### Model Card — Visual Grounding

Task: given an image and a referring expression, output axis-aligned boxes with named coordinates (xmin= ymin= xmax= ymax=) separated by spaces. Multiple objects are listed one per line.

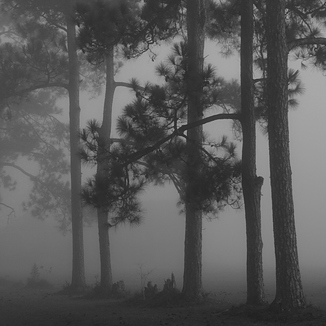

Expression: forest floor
xmin=1 ymin=278 xmax=326 ymax=326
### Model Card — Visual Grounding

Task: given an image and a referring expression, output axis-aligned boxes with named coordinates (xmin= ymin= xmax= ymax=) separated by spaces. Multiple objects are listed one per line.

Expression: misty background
xmin=1 ymin=42 xmax=325 ymax=297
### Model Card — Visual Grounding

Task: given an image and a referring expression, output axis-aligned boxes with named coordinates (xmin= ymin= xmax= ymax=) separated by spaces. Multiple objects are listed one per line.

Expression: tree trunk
xmin=98 ymin=207 xmax=113 ymax=293
xmin=66 ymin=10 xmax=86 ymax=291
xmin=96 ymin=48 xmax=115 ymax=293
xmin=240 ymin=0 xmax=264 ymax=305
xmin=182 ymin=0 xmax=206 ymax=301
xmin=266 ymin=0 xmax=306 ymax=311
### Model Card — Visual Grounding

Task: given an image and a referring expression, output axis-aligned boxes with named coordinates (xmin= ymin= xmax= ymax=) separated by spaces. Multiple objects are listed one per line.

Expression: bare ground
xmin=1 ymin=281 xmax=326 ymax=326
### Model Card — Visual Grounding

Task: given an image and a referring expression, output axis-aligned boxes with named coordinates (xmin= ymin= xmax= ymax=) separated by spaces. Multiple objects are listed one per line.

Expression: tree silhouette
xmin=117 ymin=40 xmax=242 ymax=300
xmin=76 ymin=0 xmax=183 ymax=294
xmin=1 ymin=0 xmax=87 ymax=290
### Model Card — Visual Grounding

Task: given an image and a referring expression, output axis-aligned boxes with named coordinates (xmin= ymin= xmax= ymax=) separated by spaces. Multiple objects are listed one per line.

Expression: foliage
xmin=116 ymin=43 xmax=242 ymax=216
xmin=206 ymin=0 xmax=241 ymax=56
xmin=85 ymin=278 xmax=127 ymax=299
xmin=80 ymin=120 xmax=145 ymax=228
xmin=0 ymin=89 xmax=71 ymax=222
xmin=75 ymin=0 xmax=183 ymax=62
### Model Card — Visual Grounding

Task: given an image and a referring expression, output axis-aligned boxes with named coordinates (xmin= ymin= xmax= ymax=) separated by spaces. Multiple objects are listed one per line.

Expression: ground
xmin=1 ymin=280 xmax=326 ymax=326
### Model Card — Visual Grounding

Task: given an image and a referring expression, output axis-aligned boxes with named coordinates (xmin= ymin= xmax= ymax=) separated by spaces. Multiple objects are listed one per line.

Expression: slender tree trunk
xmin=96 ymin=48 xmax=115 ymax=293
xmin=240 ymin=0 xmax=264 ymax=305
xmin=66 ymin=10 xmax=86 ymax=291
xmin=266 ymin=0 xmax=305 ymax=311
xmin=182 ymin=0 xmax=206 ymax=301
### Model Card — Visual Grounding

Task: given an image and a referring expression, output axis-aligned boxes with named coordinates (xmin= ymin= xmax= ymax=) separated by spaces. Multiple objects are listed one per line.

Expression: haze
xmin=1 ymin=43 xmax=325 ymax=301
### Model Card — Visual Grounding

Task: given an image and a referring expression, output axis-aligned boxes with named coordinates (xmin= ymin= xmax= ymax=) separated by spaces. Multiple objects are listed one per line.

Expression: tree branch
xmin=12 ymin=81 xmax=69 ymax=98
xmin=288 ymin=37 xmax=326 ymax=52
xmin=0 ymin=203 xmax=15 ymax=219
xmin=114 ymin=81 xmax=146 ymax=91
xmin=126 ymin=112 xmax=241 ymax=164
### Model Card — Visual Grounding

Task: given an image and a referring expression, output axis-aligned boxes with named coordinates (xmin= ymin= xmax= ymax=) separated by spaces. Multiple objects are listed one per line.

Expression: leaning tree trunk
xmin=96 ymin=48 xmax=115 ymax=294
xmin=266 ymin=0 xmax=306 ymax=311
xmin=240 ymin=0 xmax=264 ymax=305
xmin=182 ymin=0 xmax=206 ymax=301
xmin=66 ymin=10 xmax=86 ymax=291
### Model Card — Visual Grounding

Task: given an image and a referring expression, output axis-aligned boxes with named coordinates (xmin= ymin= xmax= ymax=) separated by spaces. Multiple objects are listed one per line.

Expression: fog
xmin=1 ymin=44 xmax=326 ymax=302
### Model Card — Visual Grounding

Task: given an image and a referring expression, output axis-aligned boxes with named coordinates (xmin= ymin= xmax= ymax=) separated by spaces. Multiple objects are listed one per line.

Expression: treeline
xmin=1 ymin=0 xmax=326 ymax=312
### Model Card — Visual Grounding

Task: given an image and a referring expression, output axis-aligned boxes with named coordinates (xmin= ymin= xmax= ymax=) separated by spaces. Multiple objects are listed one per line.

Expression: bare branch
xmin=0 ymin=202 xmax=16 ymax=221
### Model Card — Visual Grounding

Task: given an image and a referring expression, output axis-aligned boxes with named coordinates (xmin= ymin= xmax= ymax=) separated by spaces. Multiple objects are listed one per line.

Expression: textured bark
xmin=66 ymin=10 xmax=86 ymax=290
xmin=96 ymin=49 xmax=115 ymax=292
xmin=266 ymin=0 xmax=306 ymax=311
xmin=182 ymin=0 xmax=206 ymax=301
xmin=240 ymin=0 xmax=264 ymax=305
xmin=98 ymin=207 xmax=112 ymax=292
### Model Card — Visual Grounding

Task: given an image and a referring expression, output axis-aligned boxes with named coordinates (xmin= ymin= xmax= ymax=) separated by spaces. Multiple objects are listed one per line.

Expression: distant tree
xmin=0 ymin=89 xmax=71 ymax=223
xmin=1 ymin=0 xmax=87 ymax=291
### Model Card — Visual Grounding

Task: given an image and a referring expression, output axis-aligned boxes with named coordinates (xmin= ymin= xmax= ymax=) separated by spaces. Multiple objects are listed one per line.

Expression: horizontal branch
xmin=2 ymin=162 xmax=39 ymax=181
xmin=12 ymin=82 xmax=69 ymax=98
xmin=126 ymin=112 xmax=241 ymax=164
xmin=288 ymin=37 xmax=326 ymax=52
xmin=114 ymin=81 xmax=146 ymax=91
xmin=2 ymin=162 xmax=67 ymax=201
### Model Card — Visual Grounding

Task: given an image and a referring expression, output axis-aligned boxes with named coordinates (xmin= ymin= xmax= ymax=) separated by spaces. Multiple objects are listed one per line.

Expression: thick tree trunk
xmin=182 ymin=0 xmax=206 ymax=301
xmin=98 ymin=207 xmax=112 ymax=292
xmin=183 ymin=204 xmax=202 ymax=299
xmin=240 ymin=0 xmax=264 ymax=305
xmin=266 ymin=0 xmax=306 ymax=311
xmin=96 ymin=48 xmax=115 ymax=293
xmin=66 ymin=11 xmax=86 ymax=291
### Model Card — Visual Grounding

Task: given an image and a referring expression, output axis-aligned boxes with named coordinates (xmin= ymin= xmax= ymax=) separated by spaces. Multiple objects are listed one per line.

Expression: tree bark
xmin=66 ymin=10 xmax=86 ymax=290
xmin=240 ymin=0 xmax=264 ymax=305
xmin=266 ymin=0 xmax=306 ymax=311
xmin=182 ymin=0 xmax=206 ymax=301
xmin=96 ymin=48 xmax=115 ymax=293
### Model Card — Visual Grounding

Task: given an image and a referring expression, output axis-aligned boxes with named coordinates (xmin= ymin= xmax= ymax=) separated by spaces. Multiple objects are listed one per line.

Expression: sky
xmin=1 ymin=39 xmax=326 ymax=299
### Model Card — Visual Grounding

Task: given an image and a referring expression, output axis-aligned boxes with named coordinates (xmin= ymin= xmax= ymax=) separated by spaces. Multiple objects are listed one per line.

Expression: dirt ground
xmin=1 ymin=281 xmax=326 ymax=326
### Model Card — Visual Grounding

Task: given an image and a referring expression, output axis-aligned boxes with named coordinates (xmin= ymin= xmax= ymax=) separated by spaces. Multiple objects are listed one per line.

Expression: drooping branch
xmin=2 ymin=162 xmax=67 ymax=201
xmin=0 ymin=202 xmax=15 ymax=219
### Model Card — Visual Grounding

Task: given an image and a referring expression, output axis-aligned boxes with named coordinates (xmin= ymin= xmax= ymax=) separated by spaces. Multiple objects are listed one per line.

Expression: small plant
xmin=111 ymin=280 xmax=126 ymax=298
xmin=144 ymin=281 xmax=158 ymax=299
xmin=145 ymin=273 xmax=181 ymax=307
xmin=163 ymin=273 xmax=177 ymax=293
xmin=26 ymin=263 xmax=52 ymax=289
xmin=137 ymin=262 xmax=154 ymax=299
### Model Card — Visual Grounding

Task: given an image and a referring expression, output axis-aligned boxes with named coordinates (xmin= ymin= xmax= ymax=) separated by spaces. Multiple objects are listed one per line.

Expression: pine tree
xmin=1 ymin=0 xmax=86 ymax=291
xmin=77 ymin=0 xmax=181 ymax=294
xmin=240 ymin=0 xmax=264 ymax=305
xmin=266 ymin=0 xmax=306 ymax=311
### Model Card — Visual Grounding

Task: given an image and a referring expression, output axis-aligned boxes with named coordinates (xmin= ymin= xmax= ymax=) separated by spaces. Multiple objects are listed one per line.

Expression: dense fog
xmin=1 ymin=44 xmax=326 ymax=300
